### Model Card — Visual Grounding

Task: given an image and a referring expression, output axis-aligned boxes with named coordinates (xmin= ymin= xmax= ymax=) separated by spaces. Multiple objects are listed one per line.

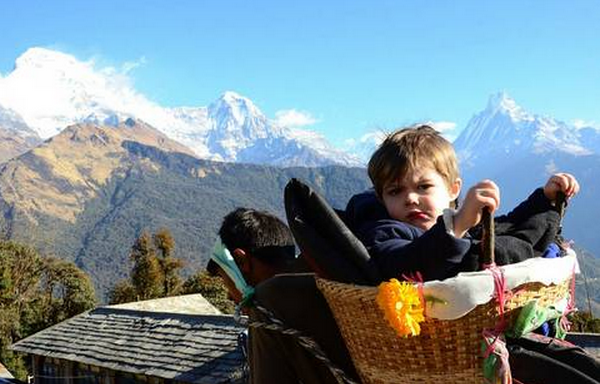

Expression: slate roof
xmin=11 ymin=305 xmax=246 ymax=384
xmin=0 ymin=362 xmax=14 ymax=379
xmin=110 ymin=293 xmax=222 ymax=315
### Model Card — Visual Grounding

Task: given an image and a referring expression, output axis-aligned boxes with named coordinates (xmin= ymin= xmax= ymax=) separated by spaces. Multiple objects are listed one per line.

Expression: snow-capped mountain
xmin=454 ymin=92 xmax=593 ymax=171
xmin=453 ymin=93 xmax=600 ymax=261
xmin=0 ymin=47 xmax=361 ymax=167
xmin=452 ymin=91 xmax=600 ymax=200
xmin=576 ymin=125 xmax=600 ymax=154
xmin=0 ymin=104 xmax=41 ymax=163
xmin=341 ymin=131 xmax=386 ymax=164
xmin=0 ymin=104 xmax=39 ymax=139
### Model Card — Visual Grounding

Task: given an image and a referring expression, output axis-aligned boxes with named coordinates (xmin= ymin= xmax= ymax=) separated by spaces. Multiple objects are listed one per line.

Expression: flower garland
xmin=376 ymin=279 xmax=425 ymax=337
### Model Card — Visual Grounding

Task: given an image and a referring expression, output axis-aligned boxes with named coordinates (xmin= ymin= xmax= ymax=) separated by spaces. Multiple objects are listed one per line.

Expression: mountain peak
xmin=455 ymin=92 xmax=591 ymax=169
xmin=487 ymin=91 xmax=512 ymax=108
xmin=15 ymin=47 xmax=83 ymax=72
xmin=485 ymin=91 xmax=529 ymax=120
xmin=221 ymin=90 xmax=245 ymax=101
xmin=1 ymin=48 xmax=360 ymax=167
xmin=209 ymin=91 xmax=265 ymax=126
xmin=1 ymin=48 xmax=168 ymax=140
xmin=212 ymin=91 xmax=261 ymax=116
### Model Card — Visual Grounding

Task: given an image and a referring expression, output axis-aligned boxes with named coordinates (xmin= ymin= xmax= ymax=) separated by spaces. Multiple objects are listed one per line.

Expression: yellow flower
xmin=376 ymin=279 xmax=425 ymax=337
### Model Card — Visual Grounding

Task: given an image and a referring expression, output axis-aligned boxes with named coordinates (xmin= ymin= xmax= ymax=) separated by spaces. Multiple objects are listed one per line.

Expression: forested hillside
xmin=0 ymin=140 xmax=370 ymax=299
xmin=1 ymin=122 xmax=598 ymax=312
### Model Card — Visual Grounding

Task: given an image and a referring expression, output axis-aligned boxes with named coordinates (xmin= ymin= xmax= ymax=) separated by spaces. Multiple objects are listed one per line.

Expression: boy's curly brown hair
xmin=368 ymin=125 xmax=460 ymax=199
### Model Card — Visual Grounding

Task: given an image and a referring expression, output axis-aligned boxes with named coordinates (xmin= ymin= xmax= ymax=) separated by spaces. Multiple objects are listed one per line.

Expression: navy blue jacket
xmin=345 ymin=188 xmax=561 ymax=282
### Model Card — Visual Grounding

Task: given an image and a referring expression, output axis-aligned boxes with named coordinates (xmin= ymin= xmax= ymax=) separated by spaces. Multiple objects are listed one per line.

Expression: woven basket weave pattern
xmin=317 ymin=278 xmax=570 ymax=384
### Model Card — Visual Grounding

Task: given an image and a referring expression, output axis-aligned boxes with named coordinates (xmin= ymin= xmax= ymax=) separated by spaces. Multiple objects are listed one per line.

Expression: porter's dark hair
xmin=218 ymin=208 xmax=296 ymax=266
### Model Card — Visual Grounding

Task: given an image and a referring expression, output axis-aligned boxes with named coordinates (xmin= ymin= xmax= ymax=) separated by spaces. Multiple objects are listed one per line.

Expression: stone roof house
xmin=11 ymin=294 xmax=246 ymax=384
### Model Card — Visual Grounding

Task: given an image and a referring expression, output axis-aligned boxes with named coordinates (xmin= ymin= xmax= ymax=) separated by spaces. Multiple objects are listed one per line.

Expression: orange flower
xmin=376 ymin=279 xmax=425 ymax=337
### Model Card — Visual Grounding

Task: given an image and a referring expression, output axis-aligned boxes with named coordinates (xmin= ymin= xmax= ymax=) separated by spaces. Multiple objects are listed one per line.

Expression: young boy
xmin=346 ymin=125 xmax=579 ymax=281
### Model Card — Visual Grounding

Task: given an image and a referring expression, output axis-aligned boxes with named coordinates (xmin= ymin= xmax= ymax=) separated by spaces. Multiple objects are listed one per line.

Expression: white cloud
xmin=421 ymin=120 xmax=459 ymax=142
xmin=0 ymin=47 xmax=186 ymax=139
xmin=122 ymin=56 xmax=147 ymax=74
xmin=343 ymin=130 xmax=386 ymax=148
xmin=545 ymin=159 xmax=559 ymax=175
xmin=273 ymin=109 xmax=318 ymax=128
xmin=96 ymin=57 xmax=147 ymax=91
xmin=340 ymin=130 xmax=388 ymax=165
xmin=341 ymin=122 xmax=460 ymax=164
xmin=422 ymin=120 xmax=457 ymax=132
xmin=572 ymin=119 xmax=600 ymax=130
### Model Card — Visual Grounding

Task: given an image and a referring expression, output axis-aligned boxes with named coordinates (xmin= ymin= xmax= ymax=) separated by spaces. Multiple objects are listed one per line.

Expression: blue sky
xmin=2 ymin=0 xmax=600 ymax=146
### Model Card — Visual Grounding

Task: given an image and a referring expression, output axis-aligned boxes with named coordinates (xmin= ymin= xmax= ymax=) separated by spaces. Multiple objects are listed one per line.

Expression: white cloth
xmin=422 ymin=249 xmax=578 ymax=320
xmin=442 ymin=208 xmax=457 ymax=237
xmin=211 ymin=239 xmax=255 ymax=301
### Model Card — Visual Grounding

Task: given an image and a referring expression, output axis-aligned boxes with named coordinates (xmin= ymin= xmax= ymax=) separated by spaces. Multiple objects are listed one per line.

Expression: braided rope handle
xmin=245 ymin=303 xmax=360 ymax=384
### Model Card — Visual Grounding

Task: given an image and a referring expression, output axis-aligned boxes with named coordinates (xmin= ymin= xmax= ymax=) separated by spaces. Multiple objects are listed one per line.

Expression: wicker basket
xmin=317 ymin=276 xmax=571 ymax=384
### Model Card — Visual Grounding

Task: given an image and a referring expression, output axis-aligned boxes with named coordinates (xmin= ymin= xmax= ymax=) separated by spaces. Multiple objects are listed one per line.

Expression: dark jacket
xmin=345 ymin=188 xmax=561 ymax=282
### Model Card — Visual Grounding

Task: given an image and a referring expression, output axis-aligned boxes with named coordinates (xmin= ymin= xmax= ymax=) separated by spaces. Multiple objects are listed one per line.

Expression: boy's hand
xmin=544 ymin=173 xmax=580 ymax=202
xmin=453 ymin=180 xmax=500 ymax=238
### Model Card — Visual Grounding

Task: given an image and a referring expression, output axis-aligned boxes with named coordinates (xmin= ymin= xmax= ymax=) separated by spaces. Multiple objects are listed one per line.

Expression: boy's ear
xmin=449 ymin=178 xmax=462 ymax=200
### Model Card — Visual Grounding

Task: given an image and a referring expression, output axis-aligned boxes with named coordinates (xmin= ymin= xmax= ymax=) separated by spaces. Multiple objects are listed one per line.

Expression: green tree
xmin=181 ymin=271 xmax=235 ymax=314
xmin=0 ymin=241 xmax=44 ymax=379
xmin=108 ymin=280 xmax=136 ymax=304
xmin=108 ymin=228 xmax=232 ymax=315
xmin=154 ymin=228 xmax=175 ymax=257
xmin=37 ymin=258 xmax=97 ymax=327
xmin=130 ymin=231 xmax=163 ymax=300
xmin=154 ymin=228 xmax=184 ymax=296
xmin=0 ymin=240 xmax=96 ymax=380
xmin=0 ymin=241 xmax=43 ymax=306
xmin=109 ymin=228 xmax=185 ymax=304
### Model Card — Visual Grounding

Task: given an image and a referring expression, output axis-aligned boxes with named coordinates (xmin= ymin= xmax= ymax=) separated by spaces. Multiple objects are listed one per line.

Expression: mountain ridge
xmin=450 ymin=94 xmax=600 ymax=261
xmin=454 ymin=92 xmax=594 ymax=172
xmin=0 ymin=47 xmax=361 ymax=167
xmin=0 ymin=119 xmax=195 ymax=225
xmin=0 ymin=123 xmax=371 ymax=296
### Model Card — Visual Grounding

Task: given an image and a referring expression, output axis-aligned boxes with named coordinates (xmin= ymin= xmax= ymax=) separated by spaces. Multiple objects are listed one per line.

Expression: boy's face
xmin=381 ymin=166 xmax=461 ymax=231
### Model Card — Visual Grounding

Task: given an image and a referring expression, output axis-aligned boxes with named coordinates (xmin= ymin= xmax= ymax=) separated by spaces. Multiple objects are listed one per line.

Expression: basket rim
xmin=317 ymin=251 xmax=577 ymax=320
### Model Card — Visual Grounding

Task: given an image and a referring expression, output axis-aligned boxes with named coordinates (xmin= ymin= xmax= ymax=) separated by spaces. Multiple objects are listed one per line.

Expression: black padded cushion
xmin=284 ymin=178 xmax=381 ymax=285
